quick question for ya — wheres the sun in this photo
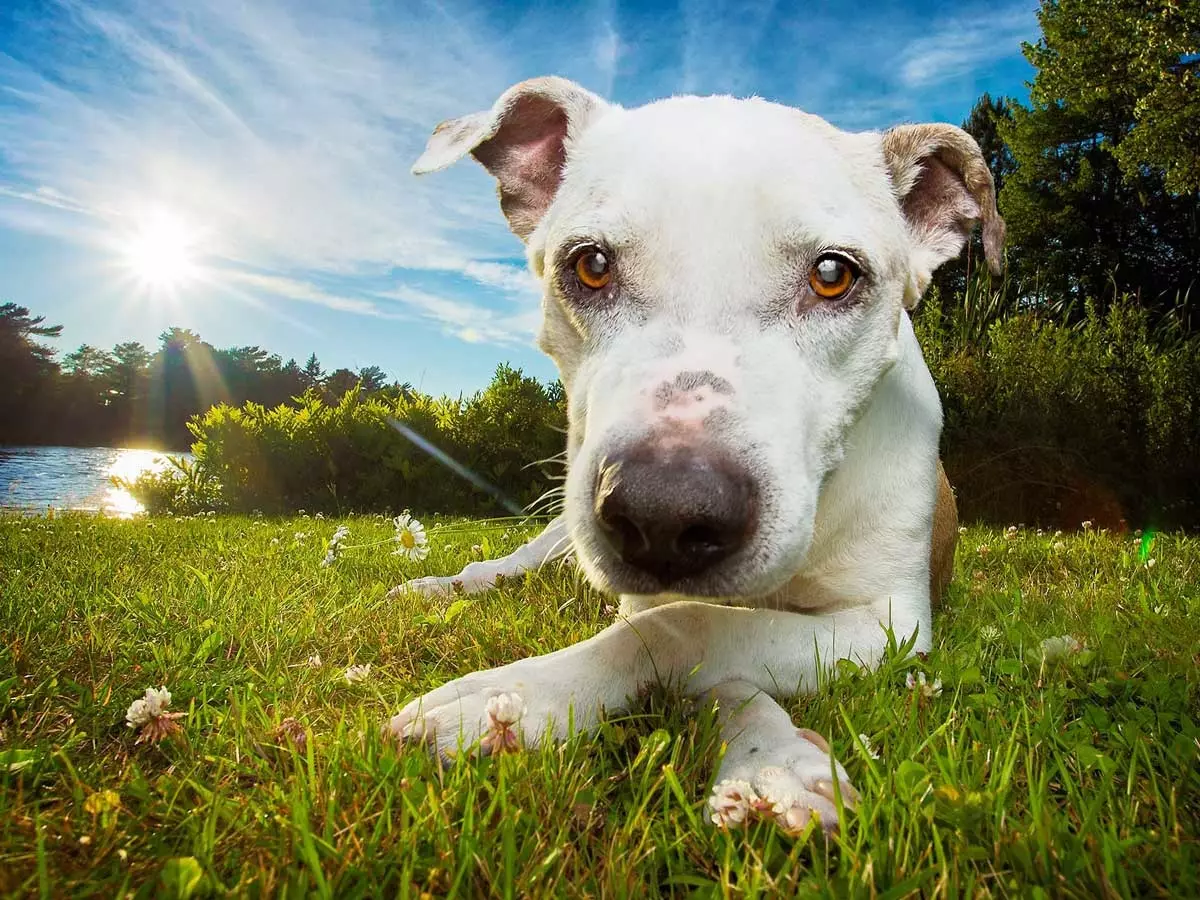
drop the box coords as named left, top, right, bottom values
left=119, top=209, right=201, bottom=291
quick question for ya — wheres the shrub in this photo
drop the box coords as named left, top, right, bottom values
left=132, top=366, right=568, bottom=517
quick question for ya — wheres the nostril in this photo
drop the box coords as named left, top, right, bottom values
left=604, top=513, right=648, bottom=555
left=676, top=523, right=729, bottom=555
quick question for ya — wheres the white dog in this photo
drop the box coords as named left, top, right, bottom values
left=387, top=77, right=1002, bottom=833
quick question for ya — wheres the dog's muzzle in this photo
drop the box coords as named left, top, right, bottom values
left=593, top=439, right=758, bottom=585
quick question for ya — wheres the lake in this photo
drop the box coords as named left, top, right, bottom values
left=0, top=446, right=190, bottom=517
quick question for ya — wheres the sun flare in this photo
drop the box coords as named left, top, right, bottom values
left=120, top=209, right=201, bottom=291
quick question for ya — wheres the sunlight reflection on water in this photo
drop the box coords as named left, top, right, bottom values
left=0, top=446, right=188, bottom=517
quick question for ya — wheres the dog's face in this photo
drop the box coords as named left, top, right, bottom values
left=415, top=78, right=1002, bottom=599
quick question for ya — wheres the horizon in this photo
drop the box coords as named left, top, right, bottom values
left=0, top=0, right=1038, bottom=397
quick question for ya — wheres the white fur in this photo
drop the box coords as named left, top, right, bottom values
left=388, top=80, right=986, bottom=832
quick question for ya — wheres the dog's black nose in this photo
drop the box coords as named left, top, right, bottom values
left=594, top=443, right=757, bottom=584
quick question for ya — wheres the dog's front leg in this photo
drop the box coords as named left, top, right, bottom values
left=388, top=600, right=903, bottom=768
left=705, top=681, right=858, bottom=834
left=388, top=515, right=571, bottom=599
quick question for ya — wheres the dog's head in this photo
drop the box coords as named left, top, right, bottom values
left=415, top=77, right=1002, bottom=598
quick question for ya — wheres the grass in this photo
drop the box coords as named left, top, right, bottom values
left=1, top=513, right=1198, bottom=898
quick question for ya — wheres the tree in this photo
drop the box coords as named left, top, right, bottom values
left=357, top=365, right=389, bottom=393
left=323, top=368, right=360, bottom=401
left=63, top=344, right=114, bottom=377
left=301, top=353, right=325, bottom=389
left=999, top=0, right=1200, bottom=312
left=0, top=303, right=63, bottom=442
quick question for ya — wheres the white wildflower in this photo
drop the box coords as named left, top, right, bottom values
left=957, top=525, right=967, bottom=534
left=344, top=664, right=372, bottom=684
left=1004, top=525, right=1019, bottom=540
left=270, top=537, right=280, bottom=546
left=1053, top=541, right=1067, bottom=551
left=709, top=779, right=758, bottom=827
left=320, top=525, right=351, bottom=567
left=481, top=693, right=525, bottom=754
left=125, top=686, right=185, bottom=744
left=1145, top=557, right=1157, bottom=569
left=906, top=671, right=943, bottom=698
left=1081, top=520, right=1094, bottom=530
left=392, top=513, right=429, bottom=561
left=294, top=531, right=309, bottom=541
left=979, top=624, right=1002, bottom=642
left=307, top=653, right=323, bottom=668
left=1039, top=634, right=1084, bottom=663
left=314, top=512, right=324, bottom=520
left=858, top=733, right=881, bottom=760
left=1054, top=530, right=1063, bottom=538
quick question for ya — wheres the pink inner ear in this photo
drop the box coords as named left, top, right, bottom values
left=903, top=155, right=981, bottom=257
left=471, top=95, right=570, bottom=238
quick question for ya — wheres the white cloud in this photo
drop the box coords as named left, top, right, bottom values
left=898, top=9, right=1036, bottom=89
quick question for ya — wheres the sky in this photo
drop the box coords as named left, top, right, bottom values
left=0, top=0, right=1040, bottom=397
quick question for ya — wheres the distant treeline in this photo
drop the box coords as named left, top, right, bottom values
left=4, top=0, right=1199, bottom=527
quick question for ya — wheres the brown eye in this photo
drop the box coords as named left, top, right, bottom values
left=808, top=254, right=857, bottom=300
left=574, top=249, right=612, bottom=290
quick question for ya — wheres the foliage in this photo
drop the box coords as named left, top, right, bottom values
left=999, top=0, right=1200, bottom=313
left=126, top=365, right=568, bottom=517
left=112, top=455, right=224, bottom=517
left=1, top=514, right=1198, bottom=894
left=916, top=292, right=1200, bottom=529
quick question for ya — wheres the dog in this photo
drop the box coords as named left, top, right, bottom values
left=387, top=77, right=1002, bottom=833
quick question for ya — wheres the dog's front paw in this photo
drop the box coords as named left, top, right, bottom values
left=387, top=562, right=505, bottom=600
left=709, top=729, right=857, bottom=835
left=385, top=657, right=585, bottom=759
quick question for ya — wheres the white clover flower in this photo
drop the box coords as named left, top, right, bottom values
left=906, top=671, right=943, bottom=698
left=314, top=512, right=324, bottom=520
left=481, top=693, right=526, bottom=754
left=294, top=531, right=309, bottom=541
left=1004, top=525, right=1019, bottom=540
left=858, top=733, right=881, bottom=760
left=1081, top=520, right=1094, bottom=530
left=1052, top=541, right=1067, bottom=551
left=1039, top=635, right=1083, bottom=662
left=1054, top=530, right=1063, bottom=538
left=307, top=653, right=323, bottom=668
left=957, top=526, right=967, bottom=534
left=125, top=686, right=184, bottom=744
left=270, top=537, right=281, bottom=546
left=1145, top=557, right=1157, bottom=569
left=979, top=624, right=1002, bottom=642
left=344, top=664, right=372, bottom=684
left=320, top=526, right=351, bottom=567
left=392, top=513, right=429, bottom=561
left=708, top=779, right=758, bottom=827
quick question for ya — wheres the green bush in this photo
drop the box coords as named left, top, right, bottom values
left=917, top=292, right=1200, bottom=529
left=125, top=365, right=567, bottom=517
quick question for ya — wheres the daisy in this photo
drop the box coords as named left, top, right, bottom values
left=125, top=686, right=185, bottom=744
left=392, top=513, right=430, bottom=561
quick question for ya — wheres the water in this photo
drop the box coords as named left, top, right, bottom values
left=0, top=446, right=190, bottom=517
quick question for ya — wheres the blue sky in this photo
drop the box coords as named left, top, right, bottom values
left=0, top=0, right=1039, bottom=397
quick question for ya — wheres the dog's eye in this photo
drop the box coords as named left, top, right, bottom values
left=808, top=255, right=857, bottom=300
left=574, top=249, right=612, bottom=290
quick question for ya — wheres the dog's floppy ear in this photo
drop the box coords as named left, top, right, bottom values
left=412, top=77, right=612, bottom=240
left=881, top=123, right=1005, bottom=308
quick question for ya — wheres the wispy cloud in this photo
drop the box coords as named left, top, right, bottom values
left=898, top=8, right=1036, bottom=89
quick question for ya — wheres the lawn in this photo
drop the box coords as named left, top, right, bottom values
left=1, top=513, right=1198, bottom=897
